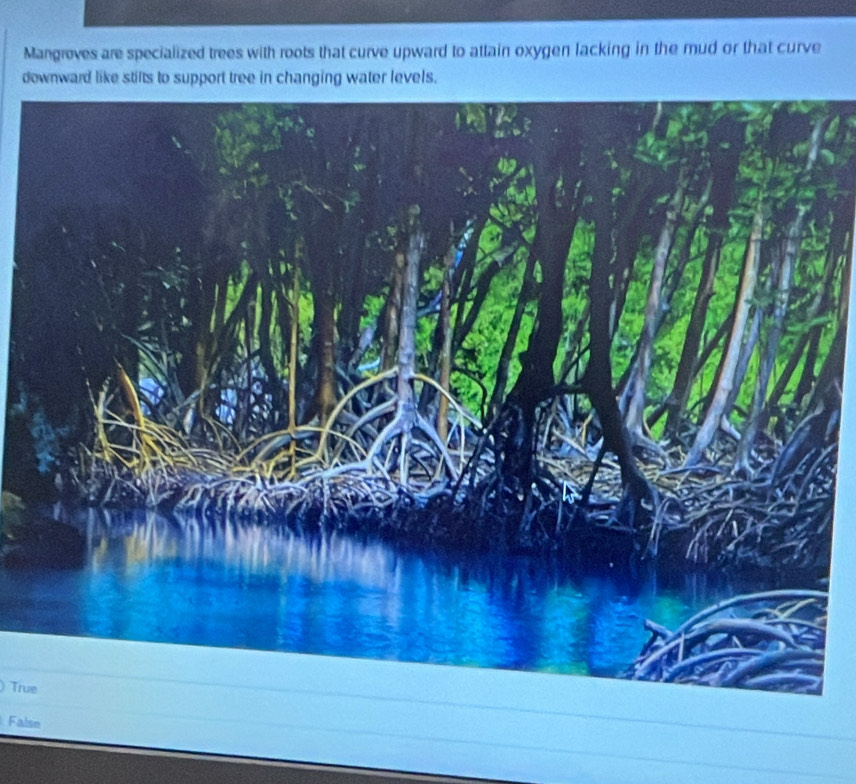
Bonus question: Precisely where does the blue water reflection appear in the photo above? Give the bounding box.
[0,508,725,676]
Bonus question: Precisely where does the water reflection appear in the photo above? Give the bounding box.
[0,507,730,676]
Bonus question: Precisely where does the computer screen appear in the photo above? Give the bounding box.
[1,2,856,783]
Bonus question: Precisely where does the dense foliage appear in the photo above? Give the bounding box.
[5,101,851,566]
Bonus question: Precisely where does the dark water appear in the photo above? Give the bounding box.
[0,507,734,676]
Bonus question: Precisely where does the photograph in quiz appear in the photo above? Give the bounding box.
[0,100,848,695]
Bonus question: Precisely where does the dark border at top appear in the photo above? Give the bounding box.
[84,0,856,27]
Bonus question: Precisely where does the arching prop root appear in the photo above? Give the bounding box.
[673,442,836,569]
[528,388,838,567]
[626,589,827,693]
[83,370,836,565]
[82,368,480,529]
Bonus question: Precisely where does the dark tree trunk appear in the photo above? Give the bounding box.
[503,106,581,487]
[257,287,284,428]
[452,242,519,357]
[177,263,218,400]
[302,208,342,425]
[610,176,658,337]
[488,251,537,420]
[450,218,486,352]
[581,106,650,505]
[805,250,851,416]
[337,119,376,362]
[778,176,853,417]
[312,282,337,425]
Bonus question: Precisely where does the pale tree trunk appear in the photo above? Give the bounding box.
[732,239,789,464]
[665,115,745,440]
[736,117,826,473]
[686,205,764,466]
[721,297,762,431]
[636,174,712,431]
[313,284,337,425]
[233,281,258,440]
[764,257,833,417]
[436,242,455,442]
[625,162,689,442]
[396,224,424,485]
[288,264,300,432]
[285,263,300,476]
[381,250,405,371]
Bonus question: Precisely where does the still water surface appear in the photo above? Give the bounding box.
[0,508,729,676]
